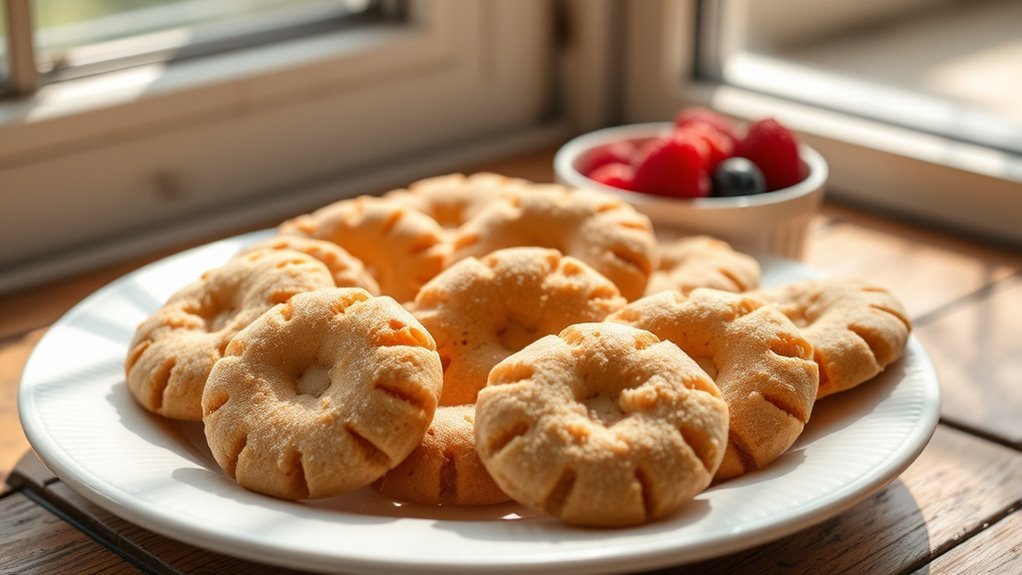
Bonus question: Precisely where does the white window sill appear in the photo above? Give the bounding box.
[0,19,441,163]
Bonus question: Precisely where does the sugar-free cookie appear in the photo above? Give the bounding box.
[413,247,626,405]
[752,279,911,399]
[125,249,335,421]
[474,322,729,527]
[202,288,442,499]
[375,404,509,506]
[646,236,760,295]
[279,195,450,302]
[450,185,658,301]
[609,289,818,479]
[384,172,529,230]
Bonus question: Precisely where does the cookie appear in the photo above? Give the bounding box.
[243,236,380,295]
[201,288,442,499]
[450,184,658,300]
[609,289,819,479]
[125,249,335,421]
[384,172,529,230]
[413,247,626,405]
[375,404,509,506]
[474,322,729,527]
[752,279,911,398]
[646,236,760,295]
[279,195,450,303]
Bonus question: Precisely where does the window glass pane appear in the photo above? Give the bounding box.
[33,0,380,78]
[708,0,1022,154]
[0,7,8,87]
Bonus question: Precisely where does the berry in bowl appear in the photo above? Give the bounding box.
[554,108,827,259]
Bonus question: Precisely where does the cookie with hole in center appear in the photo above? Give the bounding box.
[384,172,530,232]
[474,322,729,527]
[374,404,509,506]
[751,278,911,399]
[124,249,335,421]
[279,195,450,303]
[450,184,658,301]
[645,235,760,296]
[201,287,442,499]
[243,236,381,295]
[609,289,819,480]
[413,247,626,406]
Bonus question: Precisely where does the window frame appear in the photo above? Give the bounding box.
[33,0,394,83]
[622,0,1022,246]
[0,0,571,293]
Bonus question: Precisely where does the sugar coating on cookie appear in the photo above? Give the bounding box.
[279,195,450,303]
[244,236,380,295]
[646,235,761,296]
[201,288,442,500]
[752,279,911,399]
[413,247,627,406]
[125,249,335,421]
[474,322,728,527]
[609,289,819,479]
[450,184,658,301]
[375,404,509,506]
[384,172,529,230]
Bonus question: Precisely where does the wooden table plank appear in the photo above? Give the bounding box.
[0,330,43,493]
[915,510,1022,575]
[0,492,136,574]
[805,203,1022,320]
[675,425,1022,574]
[41,482,300,574]
[915,275,1022,446]
[7,450,59,493]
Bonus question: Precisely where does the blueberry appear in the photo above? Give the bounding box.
[712,157,767,197]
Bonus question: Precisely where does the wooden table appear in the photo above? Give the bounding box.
[2,149,1020,574]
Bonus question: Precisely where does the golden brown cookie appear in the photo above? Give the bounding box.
[243,236,380,295]
[450,185,658,301]
[474,322,729,527]
[413,247,626,406]
[646,236,760,296]
[279,195,449,303]
[384,172,529,230]
[752,279,911,399]
[609,289,818,479]
[125,249,335,421]
[201,288,442,500]
[375,404,509,506]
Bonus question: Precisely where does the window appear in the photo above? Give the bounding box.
[0,0,567,293]
[623,0,1022,245]
[703,0,1022,158]
[32,0,387,83]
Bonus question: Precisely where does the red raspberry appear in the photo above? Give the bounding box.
[583,141,638,175]
[588,162,636,191]
[735,118,804,190]
[632,137,709,198]
[674,107,738,143]
[674,123,733,173]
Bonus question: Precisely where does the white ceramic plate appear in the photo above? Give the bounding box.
[19,231,940,575]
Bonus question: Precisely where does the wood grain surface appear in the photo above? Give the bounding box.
[915,276,1022,446]
[0,493,134,574]
[915,510,1022,575]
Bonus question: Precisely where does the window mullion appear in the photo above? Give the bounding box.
[3,0,38,95]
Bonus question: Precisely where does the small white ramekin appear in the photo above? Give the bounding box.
[554,122,827,259]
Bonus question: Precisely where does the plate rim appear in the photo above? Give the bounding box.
[18,232,942,574]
